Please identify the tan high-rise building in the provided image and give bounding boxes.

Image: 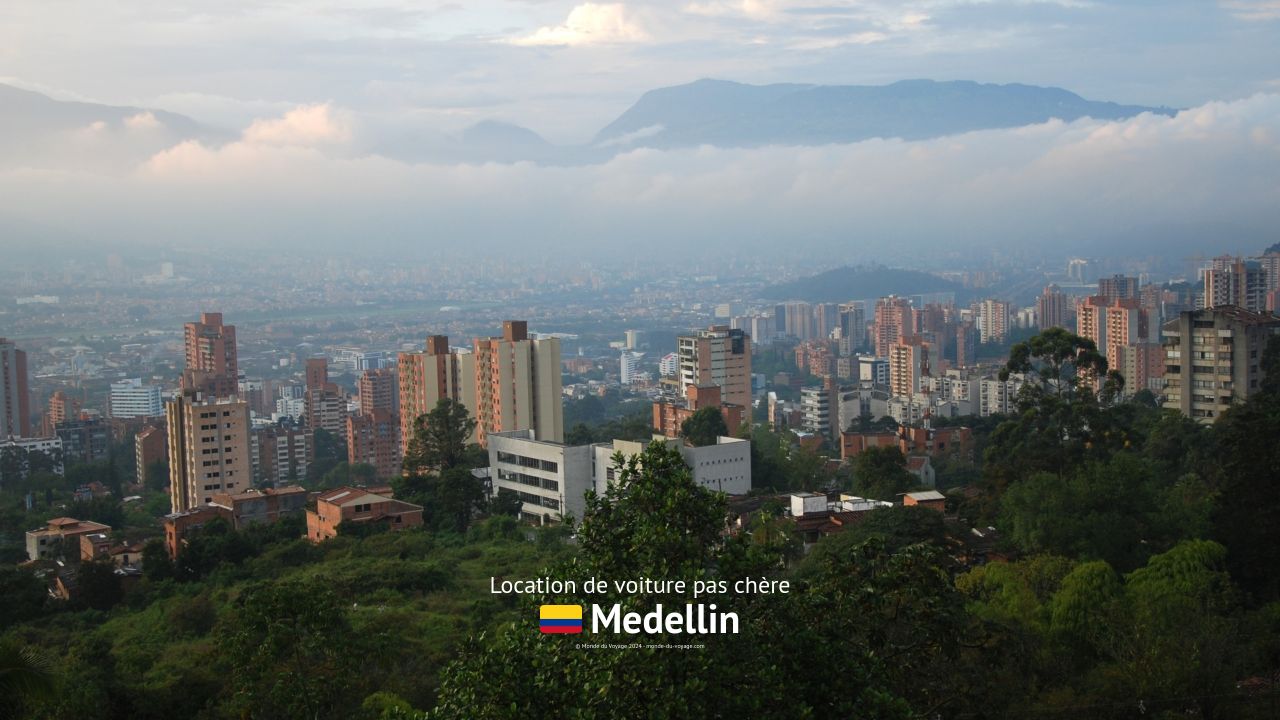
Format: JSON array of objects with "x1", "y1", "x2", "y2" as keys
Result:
[
  {"x1": 1098, "y1": 274, "x2": 1140, "y2": 302},
  {"x1": 979, "y1": 299, "x2": 1011, "y2": 343},
  {"x1": 305, "y1": 358, "x2": 329, "y2": 391},
  {"x1": 0, "y1": 338, "x2": 31, "y2": 438},
  {"x1": 677, "y1": 325, "x2": 752, "y2": 409},
  {"x1": 1204, "y1": 258, "x2": 1268, "y2": 313},
  {"x1": 398, "y1": 335, "x2": 475, "y2": 453},
  {"x1": 1037, "y1": 285, "x2": 1070, "y2": 330},
  {"x1": 472, "y1": 321, "x2": 563, "y2": 446},
  {"x1": 183, "y1": 313, "x2": 238, "y2": 396},
  {"x1": 889, "y1": 336, "x2": 931, "y2": 399},
  {"x1": 1076, "y1": 295, "x2": 1110, "y2": 352},
  {"x1": 873, "y1": 296, "x2": 914, "y2": 358},
  {"x1": 1103, "y1": 299, "x2": 1148, "y2": 362},
  {"x1": 358, "y1": 367, "x2": 398, "y2": 416},
  {"x1": 42, "y1": 390, "x2": 79, "y2": 436},
  {"x1": 166, "y1": 392, "x2": 251, "y2": 513},
  {"x1": 1162, "y1": 306, "x2": 1280, "y2": 423},
  {"x1": 347, "y1": 409, "x2": 402, "y2": 480}
]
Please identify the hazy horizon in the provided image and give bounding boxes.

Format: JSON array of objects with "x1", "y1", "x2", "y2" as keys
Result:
[{"x1": 1, "y1": 0, "x2": 1278, "y2": 264}]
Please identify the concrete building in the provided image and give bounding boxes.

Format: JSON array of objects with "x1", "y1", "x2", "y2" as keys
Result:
[
  {"x1": 398, "y1": 335, "x2": 475, "y2": 453},
  {"x1": 838, "y1": 302, "x2": 867, "y2": 350},
  {"x1": 620, "y1": 350, "x2": 642, "y2": 386},
  {"x1": 55, "y1": 418, "x2": 111, "y2": 467},
  {"x1": 109, "y1": 378, "x2": 163, "y2": 419},
  {"x1": 472, "y1": 321, "x2": 564, "y2": 446},
  {"x1": 1162, "y1": 306, "x2": 1280, "y2": 422},
  {"x1": 652, "y1": 384, "x2": 746, "y2": 440},
  {"x1": 26, "y1": 517, "x2": 111, "y2": 561},
  {"x1": 358, "y1": 367, "x2": 398, "y2": 416},
  {"x1": 0, "y1": 338, "x2": 31, "y2": 438},
  {"x1": 1115, "y1": 342, "x2": 1165, "y2": 397},
  {"x1": 800, "y1": 385, "x2": 835, "y2": 440},
  {"x1": 1037, "y1": 285, "x2": 1070, "y2": 330},
  {"x1": 489, "y1": 429, "x2": 594, "y2": 524},
  {"x1": 777, "y1": 301, "x2": 814, "y2": 341},
  {"x1": 659, "y1": 353, "x2": 678, "y2": 377},
  {"x1": 211, "y1": 485, "x2": 308, "y2": 527},
  {"x1": 250, "y1": 425, "x2": 313, "y2": 486},
  {"x1": 978, "y1": 299, "x2": 1011, "y2": 343},
  {"x1": 307, "y1": 486, "x2": 423, "y2": 542},
  {"x1": 873, "y1": 296, "x2": 914, "y2": 358},
  {"x1": 0, "y1": 435, "x2": 64, "y2": 480},
  {"x1": 955, "y1": 321, "x2": 978, "y2": 368},
  {"x1": 43, "y1": 391, "x2": 77, "y2": 436},
  {"x1": 303, "y1": 358, "x2": 348, "y2": 435},
  {"x1": 1204, "y1": 258, "x2": 1268, "y2": 313},
  {"x1": 980, "y1": 375, "x2": 1027, "y2": 416},
  {"x1": 677, "y1": 325, "x2": 752, "y2": 409},
  {"x1": 346, "y1": 409, "x2": 402, "y2": 480},
  {"x1": 889, "y1": 336, "x2": 931, "y2": 399},
  {"x1": 135, "y1": 424, "x2": 167, "y2": 486},
  {"x1": 182, "y1": 313, "x2": 238, "y2": 397},
  {"x1": 1098, "y1": 274, "x2": 1140, "y2": 301},
  {"x1": 594, "y1": 436, "x2": 750, "y2": 496},
  {"x1": 858, "y1": 356, "x2": 890, "y2": 386},
  {"x1": 167, "y1": 392, "x2": 252, "y2": 513}
]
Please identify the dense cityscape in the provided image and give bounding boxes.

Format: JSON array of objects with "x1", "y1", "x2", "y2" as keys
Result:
[{"x1": 4, "y1": 1, "x2": 1280, "y2": 718}]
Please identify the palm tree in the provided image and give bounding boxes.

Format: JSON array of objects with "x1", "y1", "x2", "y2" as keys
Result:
[{"x1": 0, "y1": 642, "x2": 57, "y2": 720}]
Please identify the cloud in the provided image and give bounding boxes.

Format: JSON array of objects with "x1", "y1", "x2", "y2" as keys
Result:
[
  {"x1": 241, "y1": 104, "x2": 352, "y2": 146},
  {"x1": 1221, "y1": 0, "x2": 1280, "y2": 21},
  {"x1": 594, "y1": 123, "x2": 665, "y2": 148},
  {"x1": 2, "y1": 94, "x2": 1279, "y2": 265},
  {"x1": 509, "y1": 3, "x2": 650, "y2": 46},
  {"x1": 123, "y1": 111, "x2": 162, "y2": 131}
]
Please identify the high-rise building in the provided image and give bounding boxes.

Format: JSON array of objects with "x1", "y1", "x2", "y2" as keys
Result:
[
  {"x1": 166, "y1": 392, "x2": 252, "y2": 513},
  {"x1": 1103, "y1": 299, "x2": 1148, "y2": 362},
  {"x1": 858, "y1": 355, "x2": 891, "y2": 386},
  {"x1": 1037, "y1": 285, "x2": 1070, "y2": 330},
  {"x1": 1114, "y1": 342, "x2": 1164, "y2": 397},
  {"x1": 1254, "y1": 251, "x2": 1280, "y2": 292},
  {"x1": 659, "y1": 353, "x2": 679, "y2": 377},
  {"x1": 182, "y1": 313, "x2": 238, "y2": 397},
  {"x1": 1162, "y1": 306, "x2": 1280, "y2": 423},
  {"x1": 978, "y1": 299, "x2": 1011, "y2": 343},
  {"x1": 398, "y1": 335, "x2": 475, "y2": 453},
  {"x1": 43, "y1": 390, "x2": 78, "y2": 436},
  {"x1": 620, "y1": 351, "x2": 642, "y2": 385},
  {"x1": 814, "y1": 303, "x2": 838, "y2": 340},
  {"x1": 1098, "y1": 274, "x2": 1140, "y2": 301},
  {"x1": 135, "y1": 423, "x2": 167, "y2": 487},
  {"x1": 250, "y1": 425, "x2": 313, "y2": 486},
  {"x1": 305, "y1": 358, "x2": 329, "y2": 391},
  {"x1": 472, "y1": 321, "x2": 563, "y2": 446},
  {"x1": 302, "y1": 357, "x2": 348, "y2": 435},
  {"x1": 780, "y1": 302, "x2": 814, "y2": 341},
  {"x1": 56, "y1": 418, "x2": 111, "y2": 466},
  {"x1": 1204, "y1": 258, "x2": 1268, "y2": 313},
  {"x1": 677, "y1": 325, "x2": 752, "y2": 409},
  {"x1": 1076, "y1": 295, "x2": 1110, "y2": 353},
  {"x1": 0, "y1": 338, "x2": 31, "y2": 438},
  {"x1": 109, "y1": 378, "x2": 164, "y2": 418},
  {"x1": 955, "y1": 322, "x2": 978, "y2": 368},
  {"x1": 838, "y1": 302, "x2": 866, "y2": 350},
  {"x1": 346, "y1": 409, "x2": 402, "y2": 480},
  {"x1": 358, "y1": 367, "x2": 398, "y2": 416},
  {"x1": 889, "y1": 336, "x2": 931, "y2": 399},
  {"x1": 624, "y1": 329, "x2": 644, "y2": 350},
  {"x1": 873, "y1": 297, "x2": 914, "y2": 358}
]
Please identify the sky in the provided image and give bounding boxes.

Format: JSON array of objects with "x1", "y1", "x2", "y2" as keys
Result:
[{"x1": 0, "y1": 1, "x2": 1278, "y2": 264}]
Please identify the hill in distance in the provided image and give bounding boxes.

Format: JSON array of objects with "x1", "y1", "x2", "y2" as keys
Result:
[
  {"x1": 761, "y1": 265, "x2": 962, "y2": 304},
  {"x1": 594, "y1": 78, "x2": 1174, "y2": 151}
]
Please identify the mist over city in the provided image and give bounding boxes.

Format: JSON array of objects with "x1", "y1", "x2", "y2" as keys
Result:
[{"x1": 3, "y1": 3, "x2": 1280, "y2": 720}]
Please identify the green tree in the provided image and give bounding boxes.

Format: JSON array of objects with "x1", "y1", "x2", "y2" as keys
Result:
[
  {"x1": 224, "y1": 580, "x2": 367, "y2": 720},
  {"x1": 679, "y1": 405, "x2": 728, "y2": 447},
  {"x1": 851, "y1": 446, "x2": 917, "y2": 500},
  {"x1": 0, "y1": 642, "x2": 57, "y2": 720},
  {"x1": 0, "y1": 566, "x2": 49, "y2": 630},
  {"x1": 487, "y1": 488, "x2": 522, "y2": 518},
  {"x1": 76, "y1": 559, "x2": 124, "y2": 611},
  {"x1": 403, "y1": 399, "x2": 478, "y2": 474}
]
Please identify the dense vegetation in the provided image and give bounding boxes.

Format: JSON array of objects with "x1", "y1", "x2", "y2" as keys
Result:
[{"x1": 2, "y1": 330, "x2": 1279, "y2": 718}]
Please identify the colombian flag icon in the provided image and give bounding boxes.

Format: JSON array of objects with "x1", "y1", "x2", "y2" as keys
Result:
[{"x1": 540, "y1": 604, "x2": 583, "y2": 634}]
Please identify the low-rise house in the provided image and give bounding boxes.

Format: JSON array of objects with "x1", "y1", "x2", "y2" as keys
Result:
[
  {"x1": 906, "y1": 456, "x2": 936, "y2": 488},
  {"x1": 903, "y1": 490, "x2": 946, "y2": 512},
  {"x1": 26, "y1": 517, "x2": 111, "y2": 561},
  {"x1": 306, "y1": 486, "x2": 423, "y2": 542}
]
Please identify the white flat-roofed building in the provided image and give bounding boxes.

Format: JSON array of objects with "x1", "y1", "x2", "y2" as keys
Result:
[
  {"x1": 110, "y1": 378, "x2": 164, "y2": 418},
  {"x1": 593, "y1": 435, "x2": 751, "y2": 496},
  {"x1": 488, "y1": 429, "x2": 593, "y2": 524}
]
